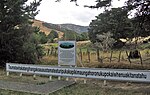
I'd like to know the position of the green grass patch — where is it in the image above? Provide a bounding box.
[51,82,149,95]
[0,82,148,95]
[0,68,150,95]
[0,89,38,95]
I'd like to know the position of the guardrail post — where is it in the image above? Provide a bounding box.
[66,77,69,81]
[58,76,61,80]
[104,80,107,86]
[49,76,52,81]
[20,73,22,77]
[74,78,77,82]
[6,72,9,76]
[84,79,87,84]
[33,74,36,79]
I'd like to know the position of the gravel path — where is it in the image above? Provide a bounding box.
[0,80,75,95]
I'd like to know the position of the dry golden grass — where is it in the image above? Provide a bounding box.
[32,19,64,38]
[40,56,58,65]
[38,48,150,70]
[40,42,150,69]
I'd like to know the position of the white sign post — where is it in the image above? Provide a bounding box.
[58,41,76,66]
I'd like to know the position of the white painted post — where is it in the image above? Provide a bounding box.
[20,73,22,77]
[58,65,61,80]
[49,76,52,81]
[74,66,77,82]
[84,79,87,84]
[66,77,69,81]
[104,80,107,86]
[58,76,61,80]
[74,78,77,82]
[6,72,9,76]
[33,74,36,78]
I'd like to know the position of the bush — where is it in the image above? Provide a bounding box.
[112,40,125,49]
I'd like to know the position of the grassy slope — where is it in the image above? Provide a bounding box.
[32,20,64,38]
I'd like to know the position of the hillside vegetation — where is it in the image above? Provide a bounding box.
[32,20,64,38]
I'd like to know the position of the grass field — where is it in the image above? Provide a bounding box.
[0,68,150,95]
[0,78,150,95]
[52,81,150,95]
[42,42,150,68]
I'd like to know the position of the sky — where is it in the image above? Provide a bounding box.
[34,0,127,26]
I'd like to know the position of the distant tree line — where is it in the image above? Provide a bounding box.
[62,30,89,41]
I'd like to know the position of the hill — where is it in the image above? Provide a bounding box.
[32,20,64,38]
[60,24,89,33]
[33,20,88,34]
[42,22,88,34]
[32,20,89,41]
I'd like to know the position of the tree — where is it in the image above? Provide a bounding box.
[126,0,150,38]
[23,27,45,63]
[0,0,42,66]
[47,30,58,42]
[39,32,48,44]
[47,30,58,39]
[89,8,133,43]
[80,32,89,41]
[62,30,77,40]
[94,32,115,51]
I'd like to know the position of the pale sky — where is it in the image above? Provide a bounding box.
[34,0,127,26]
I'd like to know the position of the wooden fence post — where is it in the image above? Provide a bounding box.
[50,47,54,55]
[126,51,131,65]
[54,47,57,56]
[110,51,113,63]
[80,48,82,62]
[139,51,143,66]
[87,49,90,63]
[47,49,50,56]
[97,49,100,62]
[118,51,122,62]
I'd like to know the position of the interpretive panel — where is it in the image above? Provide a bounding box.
[58,41,76,66]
